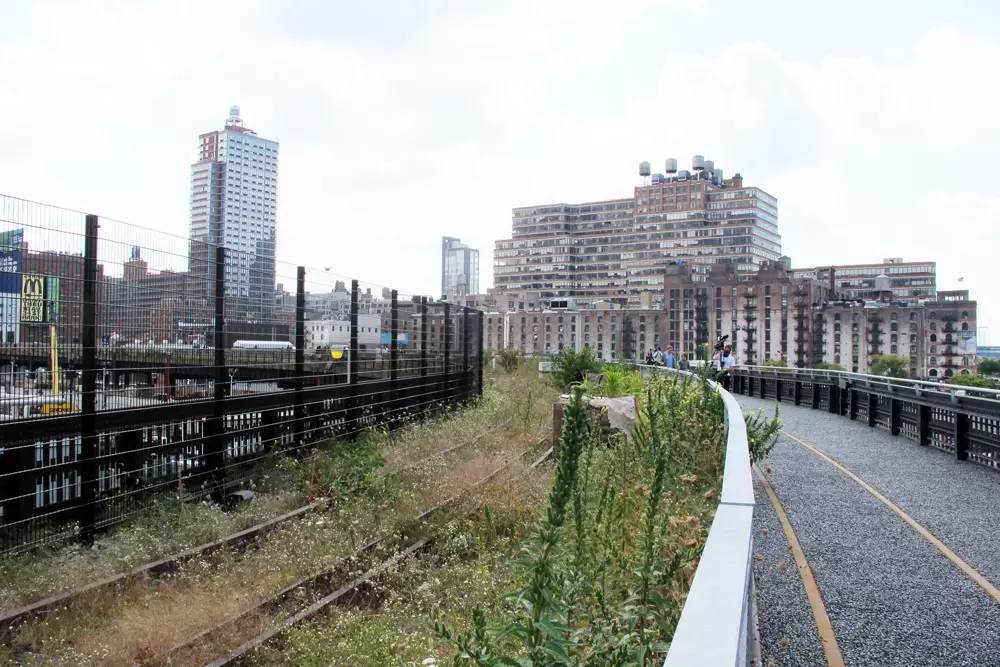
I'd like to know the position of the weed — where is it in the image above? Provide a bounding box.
[745,403,781,464]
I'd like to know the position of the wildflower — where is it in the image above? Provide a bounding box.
[703,489,714,501]
[680,473,697,485]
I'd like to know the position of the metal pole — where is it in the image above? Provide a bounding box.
[349,279,359,438]
[420,297,428,379]
[78,214,99,540]
[293,266,306,450]
[390,289,398,424]
[206,246,227,491]
[477,310,484,397]
[462,307,470,403]
[443,302,452,408]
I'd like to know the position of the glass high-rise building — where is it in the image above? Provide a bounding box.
[441,237,479,302]
[189,106,279,321]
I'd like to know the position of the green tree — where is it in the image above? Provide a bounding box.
[978,358,1000,376]
[869,354,910,378]
[762,358,788,368]
[949,373,1000,389]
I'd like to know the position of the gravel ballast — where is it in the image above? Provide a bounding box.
[751,473,826,667]
[743,396,1000,666]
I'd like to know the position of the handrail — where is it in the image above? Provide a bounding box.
[637,365,758,667]
[736,364,1000,403]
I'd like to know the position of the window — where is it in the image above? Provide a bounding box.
[930,333,937,342]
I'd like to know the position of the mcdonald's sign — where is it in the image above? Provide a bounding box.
[21,274,45,323]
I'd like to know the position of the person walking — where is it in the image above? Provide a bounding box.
[679,354,690,371]
[645,349,653,365]
[664,344,676,369]
[652,346,664,366]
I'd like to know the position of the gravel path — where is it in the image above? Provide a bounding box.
[751,472,826,667]
[741,397,1000,666]
[738,394,1000,588]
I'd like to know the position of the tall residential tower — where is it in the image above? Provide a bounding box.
[188,106,279,321]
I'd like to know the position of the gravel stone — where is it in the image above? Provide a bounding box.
[738,394,1000,588]
[751,473,826,667]
[740,395,1000,666]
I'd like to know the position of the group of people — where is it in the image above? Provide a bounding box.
[644,345,691,371]
[643,343,738,390]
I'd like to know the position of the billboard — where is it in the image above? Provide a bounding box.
[47,276,60,322]
[380,332,409,345]
[959,334,977,358]
[0,229,23,294]
[21,274,45,322]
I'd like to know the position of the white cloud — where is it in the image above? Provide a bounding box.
[0,4,996,334]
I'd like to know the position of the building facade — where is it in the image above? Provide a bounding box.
[441,237,479,302]
[188,106,279,322]
[792,258,936,301]
[494,156,781,308]
[484,261,977,379]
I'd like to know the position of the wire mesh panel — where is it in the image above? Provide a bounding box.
[873,395,892,431]
[928,407,956,454]
[0,195,484,555]
[899,400,920,443]
[967,413,1000,469]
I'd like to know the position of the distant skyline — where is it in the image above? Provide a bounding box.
[0,1,996,339]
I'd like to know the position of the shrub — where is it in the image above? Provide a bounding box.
[435,374,726,665]
[588,363,644,397]
[762,359,788,368]
[496,348,522,372]
[745,402,780,464]
[551,346,602,388]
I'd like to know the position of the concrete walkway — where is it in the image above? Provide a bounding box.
[738,395,1000,667]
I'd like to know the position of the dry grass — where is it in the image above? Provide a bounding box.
[1,361,557,667]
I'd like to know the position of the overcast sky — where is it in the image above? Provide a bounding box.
[0,0,997,339]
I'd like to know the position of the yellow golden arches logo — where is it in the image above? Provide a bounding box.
[21,274,45,322]
[21,274,43,296]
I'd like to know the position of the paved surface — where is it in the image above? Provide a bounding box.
[738,395,1000,667]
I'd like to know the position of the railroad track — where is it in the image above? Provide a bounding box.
[168,438,554,667]
[0,419,520,646]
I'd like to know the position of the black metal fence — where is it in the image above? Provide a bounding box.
[0,195,483,554]
[730,367,1000,470]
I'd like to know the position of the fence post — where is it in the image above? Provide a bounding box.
[390,289,398,425]
[811,381,819,410]
[829,383,839,414]
[349,279,359,438]
[292,266,306,451]
[477,310,484,398]
[78,213,99,539]
[889,397,901,435]
[205,246,227,491]
[867,392,878,428]
[954,410,968,461]
[793,380,801,406]
[443,303,452,408]
[918,404,930,446]
[420,297,428,379]
[462,307,471,403]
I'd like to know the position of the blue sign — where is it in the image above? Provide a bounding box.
[0,229,23,294]
[380,332,409,345]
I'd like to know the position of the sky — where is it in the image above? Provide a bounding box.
[0,0,998,339]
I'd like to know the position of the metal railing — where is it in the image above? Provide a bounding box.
[637,365,759,667]
[730,365,1000,470]
[0,195,486,554]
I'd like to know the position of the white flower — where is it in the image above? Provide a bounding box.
[422,659,437,666]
